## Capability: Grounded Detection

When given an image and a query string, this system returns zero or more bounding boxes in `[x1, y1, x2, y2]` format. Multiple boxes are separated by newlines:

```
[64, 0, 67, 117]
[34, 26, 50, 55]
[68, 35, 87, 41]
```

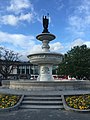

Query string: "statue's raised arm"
[42, 15, 49, 33]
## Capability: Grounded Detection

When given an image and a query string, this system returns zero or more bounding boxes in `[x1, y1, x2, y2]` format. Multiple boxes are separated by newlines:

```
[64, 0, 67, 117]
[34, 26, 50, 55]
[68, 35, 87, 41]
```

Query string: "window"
[22, 69, 25, 74]
[17, 69, 20, 74]
[26, 69, 29, 74]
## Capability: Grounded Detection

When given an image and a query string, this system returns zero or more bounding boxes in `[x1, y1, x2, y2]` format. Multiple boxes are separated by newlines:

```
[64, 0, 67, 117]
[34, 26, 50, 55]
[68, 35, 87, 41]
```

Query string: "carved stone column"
[42, 40, 50, 52]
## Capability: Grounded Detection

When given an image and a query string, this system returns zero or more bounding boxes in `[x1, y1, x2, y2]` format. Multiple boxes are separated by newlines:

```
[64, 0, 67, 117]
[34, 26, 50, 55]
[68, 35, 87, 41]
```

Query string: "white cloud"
[67, 0, 90, 36]
[77, 0, 90, 15]
[7, 0, 33, 14]
[19, 42, 64, 61]
[0, 13, 34, 26]
[1, 15, 18, 26]
[30, 45, 42, 53]
[50, 42, 63, 51]
[0, 31, 36, 61]
[29, 42, 63, 54]
[0, 31, 64, 61]
[19, 13, 33, 22]
[0, 31, 35, 50]
[62, 38, 90, 54]
[0, 0, 36, 26]
[70, 38, 84, 48]
[70, 38, 90, 48]
[68, 16, 83, 29]
[68, 15, 85, 36]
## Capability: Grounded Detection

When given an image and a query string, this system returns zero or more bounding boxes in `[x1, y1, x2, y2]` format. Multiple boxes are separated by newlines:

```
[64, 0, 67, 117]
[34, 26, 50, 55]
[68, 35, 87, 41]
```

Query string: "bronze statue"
[42, 15, 49, 33]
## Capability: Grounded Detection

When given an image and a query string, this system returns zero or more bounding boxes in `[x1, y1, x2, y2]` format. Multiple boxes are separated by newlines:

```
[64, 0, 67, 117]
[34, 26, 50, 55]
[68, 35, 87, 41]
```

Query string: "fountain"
[28, 15, 63, 81]
[2, 15, 90, 91]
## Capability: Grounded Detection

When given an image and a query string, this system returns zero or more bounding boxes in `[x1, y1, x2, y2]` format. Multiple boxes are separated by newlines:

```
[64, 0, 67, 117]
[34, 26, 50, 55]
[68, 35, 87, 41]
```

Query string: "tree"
[0, 47, 20, 79]
[57, 45, 90, 79]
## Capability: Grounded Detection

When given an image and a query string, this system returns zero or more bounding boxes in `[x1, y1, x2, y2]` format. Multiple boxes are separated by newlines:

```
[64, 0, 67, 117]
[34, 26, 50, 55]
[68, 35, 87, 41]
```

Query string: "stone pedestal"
[37, 65, 54, 81]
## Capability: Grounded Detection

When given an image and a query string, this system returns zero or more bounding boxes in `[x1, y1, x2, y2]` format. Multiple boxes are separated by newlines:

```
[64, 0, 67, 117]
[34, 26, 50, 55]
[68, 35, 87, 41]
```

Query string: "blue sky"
[0, 0, 90, 61]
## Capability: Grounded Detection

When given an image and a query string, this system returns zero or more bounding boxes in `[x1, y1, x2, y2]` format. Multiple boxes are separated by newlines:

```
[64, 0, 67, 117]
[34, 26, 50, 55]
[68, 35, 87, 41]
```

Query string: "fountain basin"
[2, 80, 90, 91]
[28, 52, 63, 64]
[36, 33, 56, 41]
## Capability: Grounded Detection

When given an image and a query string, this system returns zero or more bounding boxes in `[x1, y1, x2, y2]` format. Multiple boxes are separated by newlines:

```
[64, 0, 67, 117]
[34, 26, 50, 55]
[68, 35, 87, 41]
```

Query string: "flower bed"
[0, 94, 20, 109]
[65, 94, 90, 110]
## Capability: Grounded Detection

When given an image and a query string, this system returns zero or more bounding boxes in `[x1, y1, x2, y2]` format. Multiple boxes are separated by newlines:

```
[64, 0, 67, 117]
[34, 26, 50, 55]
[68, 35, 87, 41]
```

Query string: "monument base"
[2, 80, 90, 91]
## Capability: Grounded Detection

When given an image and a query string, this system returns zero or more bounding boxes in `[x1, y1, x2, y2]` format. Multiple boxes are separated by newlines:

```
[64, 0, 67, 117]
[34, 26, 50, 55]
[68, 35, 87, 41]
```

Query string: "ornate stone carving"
[27, 15, 63, 81]
[41, 66, 50, 74]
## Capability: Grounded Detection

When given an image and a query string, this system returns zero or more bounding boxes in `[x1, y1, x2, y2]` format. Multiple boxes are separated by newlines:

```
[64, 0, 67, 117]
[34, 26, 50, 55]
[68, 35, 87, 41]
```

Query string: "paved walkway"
[0, 87, 90, 120]
[0, 109, 90, 120]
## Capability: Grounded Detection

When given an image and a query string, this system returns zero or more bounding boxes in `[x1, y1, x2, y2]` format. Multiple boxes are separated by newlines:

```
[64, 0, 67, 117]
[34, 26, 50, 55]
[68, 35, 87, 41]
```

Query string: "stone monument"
[28, 15, 63, 81]
[2, 15, 90, 92]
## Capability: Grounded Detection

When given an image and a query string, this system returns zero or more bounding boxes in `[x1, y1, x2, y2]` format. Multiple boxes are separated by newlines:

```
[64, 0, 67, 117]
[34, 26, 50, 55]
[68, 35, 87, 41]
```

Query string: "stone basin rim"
[36, 33, 56, 41]
[28, 52, 63, 57]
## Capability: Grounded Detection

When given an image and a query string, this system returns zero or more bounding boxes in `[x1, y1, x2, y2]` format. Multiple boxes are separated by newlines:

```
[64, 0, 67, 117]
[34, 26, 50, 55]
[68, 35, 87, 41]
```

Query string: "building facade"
[10, 62, 39, 80]
[0, 61, 57, 80]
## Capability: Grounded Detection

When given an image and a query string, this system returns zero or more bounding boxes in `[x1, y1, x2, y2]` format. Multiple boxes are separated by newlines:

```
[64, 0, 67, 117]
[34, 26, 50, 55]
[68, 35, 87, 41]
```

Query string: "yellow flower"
[65, 94, 90, 110]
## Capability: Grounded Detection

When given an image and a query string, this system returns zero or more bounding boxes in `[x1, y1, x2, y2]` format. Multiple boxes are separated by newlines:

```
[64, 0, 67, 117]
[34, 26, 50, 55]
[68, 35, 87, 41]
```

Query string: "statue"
[42, 15, 49, 33]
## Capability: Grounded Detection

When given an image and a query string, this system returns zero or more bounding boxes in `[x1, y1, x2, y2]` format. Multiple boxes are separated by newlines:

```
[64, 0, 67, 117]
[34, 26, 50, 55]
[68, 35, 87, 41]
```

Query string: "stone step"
[24, 94, 61, 97]
[20, 94, 64, 109]
[22, 100, 63, 104]
[20, 105, 64, 109]
[27, 90, 61, 94]
[24, 96, 62, 100]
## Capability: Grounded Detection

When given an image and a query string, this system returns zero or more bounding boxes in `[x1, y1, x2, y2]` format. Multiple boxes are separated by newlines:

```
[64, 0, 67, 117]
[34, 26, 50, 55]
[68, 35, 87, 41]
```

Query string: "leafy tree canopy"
[57, 45, 90, 79]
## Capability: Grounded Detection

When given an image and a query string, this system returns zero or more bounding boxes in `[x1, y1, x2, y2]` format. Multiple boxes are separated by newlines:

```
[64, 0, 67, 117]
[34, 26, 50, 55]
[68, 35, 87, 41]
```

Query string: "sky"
[0, 0, 90, 61]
